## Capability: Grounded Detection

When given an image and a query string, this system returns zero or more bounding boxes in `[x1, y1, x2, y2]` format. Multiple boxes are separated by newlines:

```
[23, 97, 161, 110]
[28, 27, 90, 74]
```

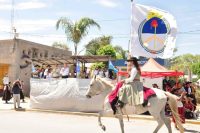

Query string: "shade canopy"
[141, 58, 184, 78]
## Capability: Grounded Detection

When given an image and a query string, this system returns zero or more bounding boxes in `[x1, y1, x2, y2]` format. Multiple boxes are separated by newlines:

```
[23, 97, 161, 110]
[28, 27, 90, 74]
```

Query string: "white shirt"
[99, 70, 104, 77]
[125, 67, 137, 84]
[177, 100, 183, 107]
[3, 76, 9, 85]
[188, 87, 192, 94]
[60, 67, 69, 76]
[94, 70, 99, 76]
[44, 69, 48, 76]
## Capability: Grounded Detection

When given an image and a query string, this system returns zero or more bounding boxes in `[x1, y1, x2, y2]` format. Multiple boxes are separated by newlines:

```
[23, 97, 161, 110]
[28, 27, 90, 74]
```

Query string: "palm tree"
[56, 17, 100, 55]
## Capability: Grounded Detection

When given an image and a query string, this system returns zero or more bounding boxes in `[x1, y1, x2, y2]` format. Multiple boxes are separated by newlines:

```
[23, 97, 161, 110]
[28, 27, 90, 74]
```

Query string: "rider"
[117, 56, 143, 107]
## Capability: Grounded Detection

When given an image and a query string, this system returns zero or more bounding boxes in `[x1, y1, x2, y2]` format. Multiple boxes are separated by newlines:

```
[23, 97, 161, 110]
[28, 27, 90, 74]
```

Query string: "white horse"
[86, 77, 184, 133]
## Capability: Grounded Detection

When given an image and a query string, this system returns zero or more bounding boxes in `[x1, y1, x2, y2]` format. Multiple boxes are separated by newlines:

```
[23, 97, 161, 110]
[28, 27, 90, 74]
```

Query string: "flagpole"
[129, 0, 134, 58]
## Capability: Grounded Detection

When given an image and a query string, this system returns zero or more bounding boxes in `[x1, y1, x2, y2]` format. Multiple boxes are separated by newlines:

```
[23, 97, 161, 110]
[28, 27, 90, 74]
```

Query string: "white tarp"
[30, 78, 108, 112]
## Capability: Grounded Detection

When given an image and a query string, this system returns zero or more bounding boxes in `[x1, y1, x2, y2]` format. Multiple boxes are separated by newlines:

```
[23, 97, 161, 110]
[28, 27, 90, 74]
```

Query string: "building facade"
[0, 39, 72, 96]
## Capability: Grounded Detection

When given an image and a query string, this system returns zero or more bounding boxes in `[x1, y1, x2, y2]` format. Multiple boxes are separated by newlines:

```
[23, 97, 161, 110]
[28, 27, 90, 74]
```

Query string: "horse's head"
[86, 76, 113, 99]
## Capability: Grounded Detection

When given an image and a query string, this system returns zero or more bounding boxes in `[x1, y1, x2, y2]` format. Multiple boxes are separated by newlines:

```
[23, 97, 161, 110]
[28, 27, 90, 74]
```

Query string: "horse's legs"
[98, 109, 113, 131]
[148, 103, 164, 133]
[116, 107, 125, 133]
[160, 108, 172, 133]
[122, 107, 129, 121]
[151, 113, 164, 133]
[115, 114, 125, 133]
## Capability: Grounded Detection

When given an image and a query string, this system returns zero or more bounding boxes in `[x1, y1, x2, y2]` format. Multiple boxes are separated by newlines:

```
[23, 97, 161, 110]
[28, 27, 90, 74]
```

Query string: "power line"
[1, 29, 200, 40]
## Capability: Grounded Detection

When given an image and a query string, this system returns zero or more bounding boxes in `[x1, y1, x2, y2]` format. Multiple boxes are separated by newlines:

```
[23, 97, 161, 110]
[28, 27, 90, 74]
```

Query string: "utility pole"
[11, 0, 17, 38]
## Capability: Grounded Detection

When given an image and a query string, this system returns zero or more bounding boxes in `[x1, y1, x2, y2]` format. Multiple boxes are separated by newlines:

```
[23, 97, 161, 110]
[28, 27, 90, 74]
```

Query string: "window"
[28, 50, 31, 56]
[22, 50, 26, 54]
[32, 48, 39, 58]
[44, 50, 48, 58]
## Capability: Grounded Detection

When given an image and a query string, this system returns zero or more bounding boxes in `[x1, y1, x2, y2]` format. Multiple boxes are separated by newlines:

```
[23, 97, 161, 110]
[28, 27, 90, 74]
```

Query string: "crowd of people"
[32, 63, 116, 80]
[2, 73, 25, 109]
[162, 77, 199, 123]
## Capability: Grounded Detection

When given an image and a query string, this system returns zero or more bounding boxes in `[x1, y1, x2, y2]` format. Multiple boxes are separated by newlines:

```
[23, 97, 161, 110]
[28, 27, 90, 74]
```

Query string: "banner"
[130, 3, 177, 58]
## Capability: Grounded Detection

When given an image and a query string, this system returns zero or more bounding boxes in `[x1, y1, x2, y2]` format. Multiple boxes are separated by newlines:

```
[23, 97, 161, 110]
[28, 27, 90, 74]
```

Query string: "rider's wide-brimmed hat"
[126, 57, 139, 62]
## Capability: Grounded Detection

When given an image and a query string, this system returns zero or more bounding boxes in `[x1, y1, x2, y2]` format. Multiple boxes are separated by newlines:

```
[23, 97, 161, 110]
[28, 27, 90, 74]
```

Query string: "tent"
[141, 58, 184, 78]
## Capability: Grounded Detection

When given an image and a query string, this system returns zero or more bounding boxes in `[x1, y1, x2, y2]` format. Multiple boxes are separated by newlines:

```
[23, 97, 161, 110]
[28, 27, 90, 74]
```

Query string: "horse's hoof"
[102, 125, 106, 131]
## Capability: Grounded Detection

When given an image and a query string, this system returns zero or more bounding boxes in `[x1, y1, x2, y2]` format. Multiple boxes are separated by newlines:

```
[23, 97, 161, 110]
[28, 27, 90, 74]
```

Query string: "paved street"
[0, 110, 199, 133]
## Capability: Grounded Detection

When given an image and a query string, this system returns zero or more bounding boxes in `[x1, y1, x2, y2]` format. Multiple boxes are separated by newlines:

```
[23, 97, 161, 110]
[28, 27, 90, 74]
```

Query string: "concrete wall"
[0, 39, 72, 96]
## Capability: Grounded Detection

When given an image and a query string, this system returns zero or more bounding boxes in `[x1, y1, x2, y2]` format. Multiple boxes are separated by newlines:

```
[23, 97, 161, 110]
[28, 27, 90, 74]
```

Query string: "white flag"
[130, 3, 177, 58]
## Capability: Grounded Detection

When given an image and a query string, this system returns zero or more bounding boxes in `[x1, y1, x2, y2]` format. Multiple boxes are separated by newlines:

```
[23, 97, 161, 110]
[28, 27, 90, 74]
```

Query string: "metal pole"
[11, 0, 15, 37]
[129, 0, 134, 57]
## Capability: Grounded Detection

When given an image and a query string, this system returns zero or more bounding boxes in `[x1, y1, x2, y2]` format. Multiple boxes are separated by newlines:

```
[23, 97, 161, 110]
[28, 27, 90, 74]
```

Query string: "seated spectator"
[152, 83, 159, 89]
[184, 97, 196, 119]
[184, 82, 197, 110]
[165, 83, 172, 92]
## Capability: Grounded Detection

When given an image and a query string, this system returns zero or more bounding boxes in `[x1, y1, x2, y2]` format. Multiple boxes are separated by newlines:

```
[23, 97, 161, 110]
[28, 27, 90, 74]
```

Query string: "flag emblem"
[130, 4, 177, 58]
[138, 11, 170, 54]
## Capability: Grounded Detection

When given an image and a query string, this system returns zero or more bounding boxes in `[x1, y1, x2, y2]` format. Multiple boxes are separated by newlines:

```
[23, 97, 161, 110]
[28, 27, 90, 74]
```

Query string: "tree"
[97, 45, 116, 58]
[52, 42, 68, 50]
[85, 36, 112, 55]
[114, 45, 127, 59]
[56, 17, 100, 55]
[170, 54, 200, 81]
[191, 62, 200, 78]
[170, 54, 197, 72]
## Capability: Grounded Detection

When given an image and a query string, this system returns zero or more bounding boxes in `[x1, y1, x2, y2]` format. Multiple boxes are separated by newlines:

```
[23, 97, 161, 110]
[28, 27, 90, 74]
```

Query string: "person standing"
[93, 68, 99, 77]
[12, 80, 22, 109]
[52, 64, 60, 78]
[2, 74, 12, 103]
[60, 63, 69, 78]
[20, 80, 25, 102]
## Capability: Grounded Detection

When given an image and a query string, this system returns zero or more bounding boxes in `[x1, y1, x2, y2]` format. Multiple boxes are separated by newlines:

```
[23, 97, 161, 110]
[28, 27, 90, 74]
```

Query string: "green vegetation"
[170, 54, 200, 78]
[85, 36, 112, 55]
[97, 45, 116, 58]
[52, 42, 68, 50]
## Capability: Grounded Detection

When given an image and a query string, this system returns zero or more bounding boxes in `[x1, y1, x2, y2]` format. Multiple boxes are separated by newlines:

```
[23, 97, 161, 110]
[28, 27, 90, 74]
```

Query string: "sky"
[0, 0, 200, 57]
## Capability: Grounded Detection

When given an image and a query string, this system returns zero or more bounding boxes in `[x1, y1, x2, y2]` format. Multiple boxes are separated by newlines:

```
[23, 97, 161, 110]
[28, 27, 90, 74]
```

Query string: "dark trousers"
[62, 75, 69, 78]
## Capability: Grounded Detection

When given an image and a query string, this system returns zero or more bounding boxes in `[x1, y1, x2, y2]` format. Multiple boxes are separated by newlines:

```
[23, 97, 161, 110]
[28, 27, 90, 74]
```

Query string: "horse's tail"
[165, 92, 184, 133]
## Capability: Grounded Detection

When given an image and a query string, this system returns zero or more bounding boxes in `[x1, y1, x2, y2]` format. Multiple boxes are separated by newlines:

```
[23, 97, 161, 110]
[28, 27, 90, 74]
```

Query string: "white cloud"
[0, 1, 47, 10]
[0, 19, 10, 31]
[15, 19, 57, 32]
[56, 11, 72, 17]
[0, 0, 7, 3]
[0, 18, 57, 33]
[16, 1, 47, 10]
[96, 0, 119, 8]
[0, 4, 11, 10]
[19, 34, 67, 46]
